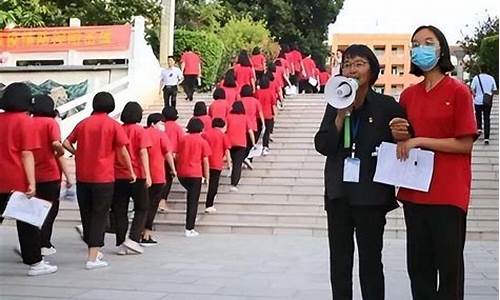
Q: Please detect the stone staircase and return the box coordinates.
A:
[56,94,498,240]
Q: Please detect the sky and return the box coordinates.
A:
[329,0,499,45]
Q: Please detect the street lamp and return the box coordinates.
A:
[160,0,175,67]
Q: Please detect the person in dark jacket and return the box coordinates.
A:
[314,44,406,300]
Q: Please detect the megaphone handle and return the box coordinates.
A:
[344,115,351,148]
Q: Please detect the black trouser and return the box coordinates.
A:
[255,70,264,84]
[320,85,326,93]
[206,169,222,208]
[178,177,202,230]
[111,179,149,245]
[403,202,466,300]
[230,146,247,186]
[76,182,114,248]
[163,85,177,108]
[299,79,316,94]
[182,75,198,101]
[36,181,61,248]
[145,183,165,231]
[263,119,274,148]
[326,198,386,300]
[289,73,298,86]
[475,104,492,139]
[245,130,258,162]
[160,165,174,200]
[0,194,43,265]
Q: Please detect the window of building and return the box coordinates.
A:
[373,45,386,57]
[391,64,404,75]
[374,84,385,94]
[380,65,385,75]
[16,60,64,67]
[391,45,404,56]
[83,59,128,65]
[391,84,404,97]
[337,45,349,52]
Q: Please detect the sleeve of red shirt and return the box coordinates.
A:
[223,134,231,150]
[66,123,79,143]
[453,84,478,137]
[161,134,172,155]
[202,139,212,157]
[49,119,61,142]
[21,117,41,151]
[114,123,129,148]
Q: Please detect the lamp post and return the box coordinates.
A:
[159,0,175,67]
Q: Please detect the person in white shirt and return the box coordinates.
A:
[470,72,498,144]
[160,56,184,109]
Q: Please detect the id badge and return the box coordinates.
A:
[343,158,360,183]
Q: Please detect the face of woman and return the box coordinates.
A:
[341,55,371,87]
[411,28,442,72]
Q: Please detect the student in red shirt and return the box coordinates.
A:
[226,101,255,192]
[142,113,177,246]
[251,47,266,84]
[299,52,319,94]
[318,65,331,94]
[112,102,152,255]
[390,26,477,300]
[0,83,57,276]
[221,69,240,105]
[209,88,230,122]
[202,118,232,213]
[64,91,135,270]
[234,52,256,91]
[274,59,292,95]
[190,101,212,132]
[180,46,201,102]
[176,118,211,237]
[240,85,265,167]
[255,76,278,155]
[289,43,303,84]
[267,63,285,109]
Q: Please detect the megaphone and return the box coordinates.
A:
[324,76,359,109]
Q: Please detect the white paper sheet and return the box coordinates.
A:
[373,142,435,192]
[2,192,52,228]
[308,77,318,87]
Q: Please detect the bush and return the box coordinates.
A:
[479,35,499,84]
[174,29,224,89]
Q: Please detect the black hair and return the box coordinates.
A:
[213,87,226,100]
[237,52,252,67]
[409,25,455,77]
[187,117,203,133]
[252,47,261,55]
[341,44,380,86]
[265,70,275,82]
[32,95,56,117]
[275,59,282,67]
[223,69,237,88]
[120,101,143,124]
[267,62,277,73]
[185,46,193,52]
[240,85,254,97]
[231,101,246,115]
[92,91,115,113]
[162,106,178,121]
[147,113,165,127]
[278,49,286,59]
[193,101,207,116]
[0,82,32,112]
[168,55,174,59]
[259,75,271,89]
[291,42,299,51]
[212,117,226,128]
[318,65,326,72]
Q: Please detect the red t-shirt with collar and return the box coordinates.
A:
[209,100,230,122]
[234,65,255,88]
[164,121,185,153]
[33,117,62,183]
[115,124,152,180]
[276,58,289,73]
[302,57,317,78]
[397,76,477,212]
[226,113,252,147]
[146,126,172,184]
[319,71,331,86]
[289,50,303,72]
[176,133,212,178]
[67,113,129,183]
[274,66,286,88]
[251,54,266,71]
[240,97,262,131]
[181,51,201,75]
[202,128,231,171]
[255,88,277,119]
[222,85,239,105]
[0,112,41,193]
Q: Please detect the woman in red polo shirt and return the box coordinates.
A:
[255,76,278,156]
[209,88,230,122]
[251,47,266,84]
[240,85,264,167]
[64,92,135,270]
[190,101,212,132]
[176,118,211,237]
[234,52,256,91]
[221,69,240,105]
[390,25,477,300]
[318,65,331,94]
[226,101,255,192]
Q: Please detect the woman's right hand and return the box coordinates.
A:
[389,118,411,141]
[334,106,353,132]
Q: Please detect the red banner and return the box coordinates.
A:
[0,25,131,53]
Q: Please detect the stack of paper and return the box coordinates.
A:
[2,192,52,228]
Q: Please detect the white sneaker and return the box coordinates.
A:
[229,186,239,192]
[243,158,253,170]
[116,245,132,255]
[41,247,56,256]
[123,238,144,254]
[97,251,104,260]
[185,229,199,237]
[85,259,109,270]
[262,148,270,156]
[75,224,84,240]
[205,207,217,213]
[28,260,58,276]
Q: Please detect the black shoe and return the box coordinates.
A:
[484,139,490,145]
[140,237,158,247]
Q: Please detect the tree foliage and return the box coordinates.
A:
[479,35,499,84]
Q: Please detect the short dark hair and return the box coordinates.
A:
[240,85,254,97]
[267,62,277,73]
[237,52,252,67]
[212,117,226,128]
[193,101,207,116]
[168,55,174,59]
[409,25,455,77]
[252,47,261,55]
[213,87,226,100]
[259,75,271,89]
[185,46,193,52]
[275,59,282,67]
[1,82,32,112]
[341,44,380,86]
[162,106,178,121]
[265,70,275,82]
[186,117,203,133]
[318,65,326,72]
[120,101,143,124]
[32,95,56,117]
[92,91,115,113]
[231,101,245,114]
[147,113,165,127]
[223,69,237,88]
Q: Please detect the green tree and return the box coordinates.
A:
[479,35,499,84]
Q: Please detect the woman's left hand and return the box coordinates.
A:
[397,138,420,161]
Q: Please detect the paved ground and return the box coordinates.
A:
[0,226,497,300]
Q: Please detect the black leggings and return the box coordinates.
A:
[206,169,222,208]
[145,183,165,231]
[36,181,61,248]
[263,119,274,148]
[182,75,198,101]
[475,104,492,139]
[178,177,202,230]
[160,164,174,201]
[230,146,247,186]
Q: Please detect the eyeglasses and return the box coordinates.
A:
[341,60,369,70]
[410,40,439,49]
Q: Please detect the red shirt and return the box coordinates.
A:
[319,71,331,86]
[222,85,239,105]
[146,127,172,184]
[164,121,185,153]
[251,54,266,71]
[234,65,255,88]
[289,50,303,73]
[255,88,277,119]
[209,100,230,122]
[176,133,211,178]
[274,66,286,88]
[0,112,41,193]
[192,115,212,132]
[285,53,295,72]
[202,128,231,171]
[397,76,477,212]
[226,114,252,147]
[33,117,62,182]
[181,51,201,75]
[67,113,128,183]
[240,97,262,131]
[302,57,317,78]
[276,58,289,73]
[115,124,152,180]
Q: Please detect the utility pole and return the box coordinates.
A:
[159,0,175,67]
